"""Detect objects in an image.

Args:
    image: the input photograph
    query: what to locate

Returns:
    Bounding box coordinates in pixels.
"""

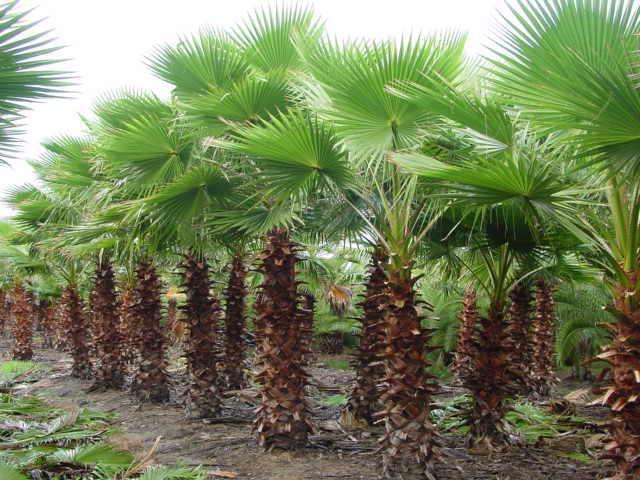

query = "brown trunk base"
[378,271,439,479]
[343,247,388,427]
[11,283,33,361]
[254,229,312,450]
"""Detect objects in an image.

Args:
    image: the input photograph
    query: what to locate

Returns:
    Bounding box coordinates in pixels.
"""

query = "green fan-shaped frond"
[490,0,640,176]
[218,109,353,199]
[305,34,467,160]
[232,4,323,74]
[0,1,72,163]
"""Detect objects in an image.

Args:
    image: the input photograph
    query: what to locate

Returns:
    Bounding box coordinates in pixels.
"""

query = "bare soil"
[0,338,612,479]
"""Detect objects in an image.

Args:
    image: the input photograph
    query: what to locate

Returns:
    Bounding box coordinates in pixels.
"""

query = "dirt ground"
[0,337,613,479]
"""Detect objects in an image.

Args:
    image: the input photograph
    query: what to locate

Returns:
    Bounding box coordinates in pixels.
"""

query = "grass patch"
[557,452,595,464]
[318,394,348,407]
[322,358,351,371]
[0,361,39,382]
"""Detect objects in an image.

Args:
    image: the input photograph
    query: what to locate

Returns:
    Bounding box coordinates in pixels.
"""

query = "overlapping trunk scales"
[378,268,440,479]
[466,303,520,449]
[506,283,533,393]
[119,287,137,365]
[92,258,126,390]
[0,288,9,337]
[598,268,640,479]
[181,253,221,417]
[344,246,388,426]
[254,228,312,450]
[63,285,92,379]
[130,260,170,403]
[224,256,248,390]
[530,280,556,397]
[41,300,55,349]
[298,292,315,367]
[11,283,33,361]
[453,288,478,384]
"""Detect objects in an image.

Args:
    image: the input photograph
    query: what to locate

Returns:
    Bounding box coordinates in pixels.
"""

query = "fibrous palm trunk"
[344,246,388,426]
[378,267,439,478]
[298,292,315,368]
[0,288,8,337]
[506,283,533,393]
[599,270,640,479]
[224,256,248,390]
[130,260,170,403]
[53,299,69,351]
[530,280,555,397]
[181,252,221,417]
[41,301,56,349]
[465,301,519,449]
[11,283,33,361]
[254,228,311,450]
[452,288,478,385]
[92,258,126,390]
[119,287,137,365]
[63,285,92,379]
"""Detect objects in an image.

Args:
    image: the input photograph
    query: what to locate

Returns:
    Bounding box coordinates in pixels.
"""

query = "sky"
[0,0,506,217]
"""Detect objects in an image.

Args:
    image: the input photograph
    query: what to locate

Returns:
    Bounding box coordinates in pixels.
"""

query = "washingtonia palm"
[482,1,640,476]
[299,34,467,476]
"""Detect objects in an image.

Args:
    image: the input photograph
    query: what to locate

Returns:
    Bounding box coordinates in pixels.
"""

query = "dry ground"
[0,337,612,479]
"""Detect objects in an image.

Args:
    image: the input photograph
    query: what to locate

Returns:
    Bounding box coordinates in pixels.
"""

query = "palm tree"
[180,251,220,416]
[0,1,70,162]
[10,280,32,360]
[343,245,387,426]
[485,1,640,475]
[224,254,248,390]
[452,287,478,384]
[301,35,466,475]
[91,256,126,390]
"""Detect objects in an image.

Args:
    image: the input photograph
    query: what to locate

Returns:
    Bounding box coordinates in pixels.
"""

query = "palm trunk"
[379,266,439,478]
[344,246,388,426]
[181,252,221,417]
[254,228,311,450]
[530,280,556,398]
[466,300,519,449]
[119,287,137,365]
[130,259,170,403]
[53,299,69,351]
[298,292,315,368]
[224,255,248,390]
[11,283,33,361]
[596,268,640,478]
[0,288,7,336]
[506,283,533,393]
[453,288,478,384]
[92,258,126,390]
[63,285,92,379]
[41,301,56,349]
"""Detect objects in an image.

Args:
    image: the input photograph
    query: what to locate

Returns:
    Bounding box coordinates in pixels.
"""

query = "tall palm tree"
[484,1,640,475]
[300,35,466,475]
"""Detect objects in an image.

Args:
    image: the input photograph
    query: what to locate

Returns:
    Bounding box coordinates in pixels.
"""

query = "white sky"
[0,0,505,217]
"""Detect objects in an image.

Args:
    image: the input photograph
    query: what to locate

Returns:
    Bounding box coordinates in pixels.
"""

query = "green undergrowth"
[0,363,206,479]
[0,361,40,383]
[321,358,351,371]
[318,394,348,407]
[431,395,595,442]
